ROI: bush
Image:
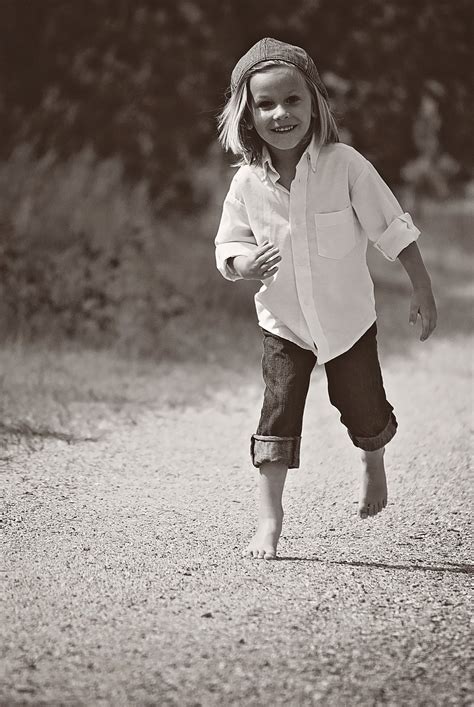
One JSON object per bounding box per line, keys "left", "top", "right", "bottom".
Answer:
{"left": 0, "top": 145, "right": 189, "bottom": 349}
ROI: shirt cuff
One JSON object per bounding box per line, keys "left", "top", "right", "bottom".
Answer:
{"left": 215, "top": 242, "right": 257, "bottom": 281}
{"left": 373, "top": 212, "right": 420, "bottom": 261}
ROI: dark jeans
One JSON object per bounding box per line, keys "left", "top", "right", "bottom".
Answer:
{"left": 251, "top": 322, "right": 397, "bottom": 468}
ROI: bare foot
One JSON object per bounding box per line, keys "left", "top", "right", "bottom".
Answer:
{"left": 242, "top": 515, "right": 283, "bottom": 560}
{"left": 359, "top": 448, "right": 388, "bottom": 519}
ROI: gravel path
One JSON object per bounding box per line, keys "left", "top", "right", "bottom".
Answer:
{"left": 2, "top": 325, "right": 473, "bottom": 705}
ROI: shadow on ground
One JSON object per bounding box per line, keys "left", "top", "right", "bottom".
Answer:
{"left": 277, "top": 557, "right": 474, "bottom": 574}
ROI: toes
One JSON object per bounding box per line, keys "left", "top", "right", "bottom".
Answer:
{"left": 245, "top": 548, "right": 267, "bottom": 559}
{"left": 242, "top": 547, "right": 277, "bottom": 559}
{"left": 242, "top": 548, "right": 257, "bottom": 558}
{"left": 370, "top": 501, "right": 386, "bottom": 516}
{"left": 241, "top": 546, "right": 254, "bottom": 557}
{"left": 260, "top": 548, "right": 277, "bottom": 559}
{"left": 359, "top": 498, "right": 388, "bottom": 519}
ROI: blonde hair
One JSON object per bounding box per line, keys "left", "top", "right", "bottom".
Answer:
{"left": 218, "top": 60, "right": 339, "bottom": 165}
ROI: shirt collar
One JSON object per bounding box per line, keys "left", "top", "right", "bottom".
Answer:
{"left": 260, "top": 147, "right": 278, "bottom": 183}
{"left": 259, "top": 135, "right": 320, "bottom": 183}
{"left": 305, "top": 135, "right": 320, "bottom": 172}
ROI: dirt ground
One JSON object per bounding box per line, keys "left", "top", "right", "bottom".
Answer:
{"left": 2, "top": 202, "right": 473, "bottom": 706}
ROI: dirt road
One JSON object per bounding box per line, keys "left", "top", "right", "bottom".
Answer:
{"left": 2, "top": 324, "right": 473, "bottom": 706}
{"left": 2, "top": 201, "right": 473, "bottom": 705}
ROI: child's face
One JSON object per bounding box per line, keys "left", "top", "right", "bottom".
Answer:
{"left": 248, "top": 66, "right": 314, "bottom": 157}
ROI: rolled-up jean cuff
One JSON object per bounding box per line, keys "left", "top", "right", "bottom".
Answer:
{"left": 348, "top": 412, "right": 398, "bottom": 451}
{"left": 251, "top": 435, "right": 301, "bottom": 469}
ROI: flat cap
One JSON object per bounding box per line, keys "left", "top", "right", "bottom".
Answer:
{"left": 230, "top": 37, "right": 328, "bottom": 100}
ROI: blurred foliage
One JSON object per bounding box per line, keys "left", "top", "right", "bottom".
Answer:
{"left": 0, "top": 0, "right": 472, "bottom": 209}
{"left": 0, "top": 0, "right": 472, "bottom": 350}
{"left": 0, "top": 146, "right": 190, "bottom": 349}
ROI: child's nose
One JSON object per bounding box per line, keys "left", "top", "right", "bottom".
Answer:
{"left": 273, "top": 105, "right": 289, "bottom": 120}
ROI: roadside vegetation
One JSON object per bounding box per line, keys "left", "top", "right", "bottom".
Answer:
{"left": 0, "top": 1, "right": 472, "bottom": 451}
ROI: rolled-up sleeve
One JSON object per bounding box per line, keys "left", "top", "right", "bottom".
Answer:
{"left": 215, "top": 188, "right": 257, "bottom": 281}
{"left": 351, "top": 163, "right": 420, "bottom": 261}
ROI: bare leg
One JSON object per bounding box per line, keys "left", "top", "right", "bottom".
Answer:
{"left": 359, "top": 447, "right": 388, "bottom": 519}
{"left": 242, "top": 462, "right": 288, "bottom": 560}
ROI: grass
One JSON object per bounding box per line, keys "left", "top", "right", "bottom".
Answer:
{"left": 0, "top": 143, "right": 258, "bottom": 451}
{"left": 0, "top": 313, "right": 263, "bottom": 453}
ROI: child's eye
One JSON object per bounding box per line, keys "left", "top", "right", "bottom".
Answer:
{"left": 257, "top": 101, "right": 273, "bottom": 109}
{"left": 286, "top": 95, "right": 300, "bottom": 104}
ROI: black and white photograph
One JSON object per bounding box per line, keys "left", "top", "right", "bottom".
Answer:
{"left": 1, "top": 1, "right": 472, "bottom": 704}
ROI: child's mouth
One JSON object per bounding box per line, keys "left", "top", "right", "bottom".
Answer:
{"left": 272, "top": 125, "right": 296, "bottom": 133}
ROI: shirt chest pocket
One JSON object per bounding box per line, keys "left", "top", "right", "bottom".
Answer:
{"left": 314, "top": 205, "right": 356, "bottom": 259}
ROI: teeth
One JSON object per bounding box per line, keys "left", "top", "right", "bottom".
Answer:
{"left": 273, "top": 126, "right": 295, "bottom": 132}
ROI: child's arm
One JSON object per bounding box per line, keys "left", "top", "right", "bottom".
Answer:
{"left": 215, "top": 180, "right": 259, "bottom": 281}
{"left": 215, "top": 173, "right": 281, "bottom": 281}
{"left": 398, "top": 241, "right": 437, "bottom": 341}
{"left": 350, "top": 158, "right": 437, "bottom": 341}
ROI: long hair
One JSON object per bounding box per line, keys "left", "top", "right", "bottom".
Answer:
{"left": 217, "top": 60, "right": 339, "bottom": 165}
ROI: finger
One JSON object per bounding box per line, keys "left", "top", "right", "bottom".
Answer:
{"left": 261, "top": 263, "right": 279, "bottom": 276}
{"left": 409, "top": 302, "right": 418, "bottom": 326}
{"left": 262, "top": 262, "right": 279, "bottom": 273}
{"left": 256, "top": 248, "right": 280, "bottom": 265}
{"left": 261, "top": 248, "right": 281, "bottom": 261}
{"left": 256, "top": 243, "right": 279, "bottom": 257}
{"left": 262, "top": 254, "right": 282, "bottom": 266}
{"left": 426, "top": 314, "right": 437, "bottom": 340}
{"left": 261, "top": 266, "right": 279, "bottom": 279}
{"left": 421, "top": 309, "right": 437, "bottom": 341}
{"left": 256, "top": 241, "right": 277, "bottom": 256}
{"left": 420, "top": 311, "right": 430, "bottom": 341}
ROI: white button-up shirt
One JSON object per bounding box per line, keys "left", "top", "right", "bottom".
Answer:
{"left": 215, "top": 139, "right": 420, "bottom": 364}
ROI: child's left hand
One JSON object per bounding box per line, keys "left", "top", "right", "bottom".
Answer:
{"left": 409, "top": 286, "right": 437, "bottom": 341}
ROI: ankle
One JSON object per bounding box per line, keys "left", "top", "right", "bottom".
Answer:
{"left": 361, "top": 447, "right": 385, "bottom": 464}
{"left": 257, "top": 462, "right": 287, "bottom": 520}
{"left": 258, "top": 504, "right": 284, "bottom": 523}
{"left": 257, "top": 514, "right": 283, "bottom": 526}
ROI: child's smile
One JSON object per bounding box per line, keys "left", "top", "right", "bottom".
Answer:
{"left": 249, "top": 66, "right": 313, "bottom": 162}
{"left": 272, "top": 125, "right": 296, "bottom": 133}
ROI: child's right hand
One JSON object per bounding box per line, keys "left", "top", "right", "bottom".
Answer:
{"left": 232, "top": 242, "right": 281, "bottom": 280}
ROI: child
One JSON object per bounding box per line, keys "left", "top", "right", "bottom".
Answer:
{"left": 215, "top": 38, "right": 437, "bottom": 560}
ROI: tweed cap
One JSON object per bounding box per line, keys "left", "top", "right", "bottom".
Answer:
{"left": 230, "top": 37, "right": 328, "bottom": 100}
